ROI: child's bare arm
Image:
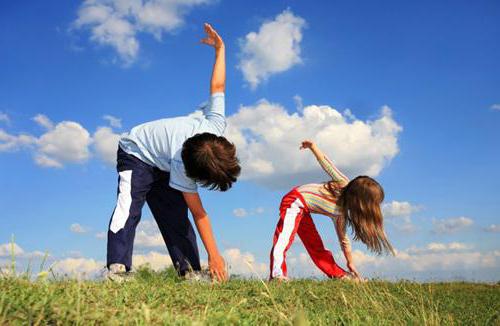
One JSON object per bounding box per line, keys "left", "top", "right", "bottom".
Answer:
{"left": 300, "top": 140, "right": 349, "bottom": 185}
{"left": 334, "top": 217, "right": 362, "bottom": 279}
{"left": 183, "top": 192, "right": 228, "bottom": 282}
{"left": 201, "top": 23, "right": 225, "bottom": 94}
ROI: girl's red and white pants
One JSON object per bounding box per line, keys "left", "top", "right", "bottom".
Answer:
{"left": 269, "top": 188, "right": 347, "bottom": 279}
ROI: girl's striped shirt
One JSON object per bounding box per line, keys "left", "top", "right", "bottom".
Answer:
{"left": 297, "top": 154, "right": 349, "bottom": 218}
{"left": 297, "top": 153, "right": 351, "bottom": 253}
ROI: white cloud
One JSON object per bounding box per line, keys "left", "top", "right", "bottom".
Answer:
{"left": 0, "top": 114, "right": 122, "bottom": 168}
{"left": 70, "top": 223, "right": 89, "bottom": 234}
{"left": 73, "top": 0, "right": 214, "bottom": 65}
{"left": 103, "top": 115, "right": 122, "bottom": 128}
{"left": 32, "top": 114, "right": 54, "bottom": 130}
{"left": 284, "top": 241, "right": 499, "bottom": 281}
{"left": 293, "top": 95, "right": 303, "bottom": 111}
{"left": 65, "top": 250, "right": 83, "bottom": 258}
{"left": 232, "top": 207, "right": 265, "bottom": 218}
{"left": 133, "top": 251, "right": 172, "bottom": 271}
{"left": 432, "top": 217, "right": 473, "bottom": 234}
{"left": 395, "top": 223, "right": 418, "bottom": 233}
{"left": 0, "top": 243, "right": 97, "bottom": 279}
{"left": 350, "top": 246, "right": 498, "bottom": 276}
{"left": 3, "top": 246, "right": 173, "bottom": 278}
{"left": 0, "top": 112, "right": 10, "bottom": 124}
{"left": 224, "top": 248, "right": 267, "bottom": 277}
{"left": 238, "top": 9, "right": 306, "bottom": 88}
{"left": 484, "top": 224, "right": 500, "bottom": 233}
{"left": 0, "top": 243, "right": 24, "bottom": 257}
{"left": 93, "top": 126, "right": 122, "bottom": 165}
{"left": 383, "top": 201, "right": 421, "bottom": 233}
{"left": 2, "top": 102, "right": 402, "bottom": 181}
{"left": 35, "top": 155, "right": 63, "bottom": 168}
{"left": 0, "top": 243, "right": 93, "bottom": 279}
{"left": 0, "top": 129, "right": 37, "bottom": 152}
{"left": 447, "top": 242, "right": 471, "bottom": 250}
{"left": 36, "top": 121, "right": 92, "bottom": 168}
{"left": 0, "top": 242, "right": 46, "bottom": 260}
{"left": 490, "top": 104, "right": 500, "bottom": 111}
{"left": 52, "top": 250, "right": 173, "bottom": 276}
{"left": 95, "top": 232, "right": 107, "bottom": 239}
{"left": 135, "top": 220, "right": 164, "bottom": 248}
{"left": 286, "top": 251, "right": 323, "bottom": 278}
{"left": 53, "top": 257, "right": 103, "bottom": 278}
{"left": 407, "top": 242, "right": 472, "bottom": 255}
{"left": 383, "top": 201, "right": 420, "bottom": 218}
{"left": 226, "top": 101, "right": 402, "bottom": 188}
{"left": 232, "top": 208, "right": 247, "bottom": 218}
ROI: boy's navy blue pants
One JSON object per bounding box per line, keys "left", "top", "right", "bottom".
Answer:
{"left": 107, "top": 147, "right": 201, "bottom": 275}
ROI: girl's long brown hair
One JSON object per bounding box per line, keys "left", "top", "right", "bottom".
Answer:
{"left": 326, "top": 176, "right": 394, "bottom": 255}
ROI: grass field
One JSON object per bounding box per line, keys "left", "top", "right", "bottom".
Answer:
{"left": 1, "top": 268, "right": 499, "bottom": 325}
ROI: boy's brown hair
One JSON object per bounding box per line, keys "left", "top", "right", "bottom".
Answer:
{"left": 327, "top": 176, "right": 394, "bottom": 255}
{"left": 181, "top": 133, "right": 241, "bottom": 191}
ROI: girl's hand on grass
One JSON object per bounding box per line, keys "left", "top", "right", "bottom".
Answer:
{"left": 300, "top": 140, "right": 316, "bottom": 150}
{"left": 201, "top": 23, "right": 224, "bottom": 50}
{"left": 347, "top": 262, "right": 362, "bottom": 280}
{"left": 209, "top": 253, "right": 228, "bottom": 282}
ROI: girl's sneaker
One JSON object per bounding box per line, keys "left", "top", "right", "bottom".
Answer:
{"left": 270, "top": 275, "right": 289, "bottom": 283}
{"left": 339, "top": 272, "right": 365, "bottom": 283}
{"left": 340, "top": 272, "right": 355, "bottom": 280}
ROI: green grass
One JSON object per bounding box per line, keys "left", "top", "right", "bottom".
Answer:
{"left": 0, "top": 268, "right": 499, "bottom": 325}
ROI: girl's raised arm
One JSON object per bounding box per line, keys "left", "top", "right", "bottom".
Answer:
{"left": 300, "top": 140, "right": 349, "bottom": 185}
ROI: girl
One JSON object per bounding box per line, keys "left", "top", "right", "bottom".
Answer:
{"left": 269, "top": 140, "right": 394, "bottom": 281}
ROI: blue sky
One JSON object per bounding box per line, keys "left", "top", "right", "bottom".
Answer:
{"left": 1, "top": 0, "right": 499, "bottom": 280}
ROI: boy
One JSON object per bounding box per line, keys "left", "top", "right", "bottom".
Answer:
{"left": 106, "top": 23, "right": 239, "bottom": 282}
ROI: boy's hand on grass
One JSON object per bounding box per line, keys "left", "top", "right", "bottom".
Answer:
{"left": 201, "top": 23, "right": 224, "bottom": 50}
{"left": 209, "top": 253, "right": 228, "bottom": 282}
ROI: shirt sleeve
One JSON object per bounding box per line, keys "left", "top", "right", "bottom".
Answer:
{"left": 169, "top": 160, "right": 198, "bottom": 193}
{"left": 201, "top": 92, "right": 226, "bottom": 134}
{"left": 318, "top": 154, "right": 349, "bottom": 185}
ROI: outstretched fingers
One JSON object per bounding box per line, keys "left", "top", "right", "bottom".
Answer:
{"left": 201, "top": 23, "right": 224, "bottom": 49}
{"left": 200, "top": 38, "right": 215, "bottom": 46}
{"left": 210, "top": 267, "right": 228, "bottom": 283}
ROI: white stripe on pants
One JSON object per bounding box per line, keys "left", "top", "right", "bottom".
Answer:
{"left": 110, "top": 170, "right": 133, "bottom": 233}
{"left": 271, "top": 198, "right": 304, "bottom": 278}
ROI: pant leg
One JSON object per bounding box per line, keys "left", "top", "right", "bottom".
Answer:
{"left": 146, "top": 170, "right": 201, "bottom": 276}
{"left": 297, "top": 214, "right": 347, "bottom": 278}
{"left": 107, "top": 148, "right": 155, "bottom": 271}
{"left": 269, "top": 191, "right": 306, "bottom": 279}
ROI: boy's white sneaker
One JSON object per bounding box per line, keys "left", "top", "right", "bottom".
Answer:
{"left": 184, "top": 269, "right": 212, "bottom": 283}
{"left": 106, "top": 263, "right": 134, "bottom": 283}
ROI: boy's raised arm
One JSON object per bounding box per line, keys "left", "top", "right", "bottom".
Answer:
{"left": 200, "top": 23, "right": 226, "bottom": 132}
{"left": 201, "top": 23, "right": 225, "bottom": 95}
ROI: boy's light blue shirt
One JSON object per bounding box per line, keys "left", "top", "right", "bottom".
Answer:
{"left": 119, "top": 92, "right": 226, "bottom": 193}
